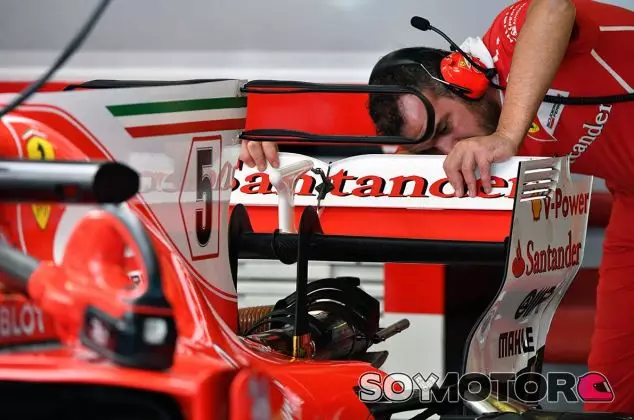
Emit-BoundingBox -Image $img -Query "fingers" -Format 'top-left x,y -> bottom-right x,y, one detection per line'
477,153 -> 492,194
262,142 -> 280,169
248,141 -> 267,171
444,152 -> 466,197
461,152 -> 477,197
444,143 -> 490,197
239,140 -> 256,168
239,141 -> 279,171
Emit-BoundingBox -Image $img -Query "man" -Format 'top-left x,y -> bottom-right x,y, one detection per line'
367,1 -> 634,414
240,0 -> 634,413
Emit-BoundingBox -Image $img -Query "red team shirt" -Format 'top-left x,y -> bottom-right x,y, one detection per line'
482,0 -> 634,195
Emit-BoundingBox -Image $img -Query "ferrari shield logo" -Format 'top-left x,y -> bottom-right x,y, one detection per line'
526,118 -> 556,142
529,122 -> 540,133
24,132 -> 55,229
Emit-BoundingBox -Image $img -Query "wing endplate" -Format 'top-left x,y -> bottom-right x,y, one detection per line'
463,155 -> 592,400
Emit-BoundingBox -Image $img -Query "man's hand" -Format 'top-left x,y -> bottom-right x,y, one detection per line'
443,132 -> 519,197
442,0 -> 574,199
239,140 -> 280,171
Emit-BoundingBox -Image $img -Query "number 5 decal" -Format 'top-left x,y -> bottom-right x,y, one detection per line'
196,147 -> 213,247
179,136 -> 222,261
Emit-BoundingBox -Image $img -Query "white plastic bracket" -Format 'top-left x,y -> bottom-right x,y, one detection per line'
269,160 -> 314,233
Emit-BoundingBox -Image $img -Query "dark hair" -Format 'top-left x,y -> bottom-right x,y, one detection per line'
367,47 -> 452,137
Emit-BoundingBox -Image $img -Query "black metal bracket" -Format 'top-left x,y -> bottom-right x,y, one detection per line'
293,206 -> 323,354
312,167 -> 334,201
228,204 -> 253,290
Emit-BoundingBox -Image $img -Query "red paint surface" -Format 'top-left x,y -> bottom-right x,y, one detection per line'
384,264 -> 445,314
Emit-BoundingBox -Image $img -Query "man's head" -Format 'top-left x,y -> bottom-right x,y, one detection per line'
368,47 -> 501,154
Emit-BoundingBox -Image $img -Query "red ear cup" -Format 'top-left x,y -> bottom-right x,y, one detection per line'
440,52 -> 491,99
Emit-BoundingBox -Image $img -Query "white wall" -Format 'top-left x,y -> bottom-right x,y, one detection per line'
0,0 -> 630,82
0,0 -> 515,82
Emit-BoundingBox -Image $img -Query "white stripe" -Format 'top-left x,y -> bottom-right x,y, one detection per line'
116,108 -> 247,127
167,250 -> 212,344
591,49 -> 634,93
195,272 -> 238,302
213,344 -> 239,369
599,26 -> 634,31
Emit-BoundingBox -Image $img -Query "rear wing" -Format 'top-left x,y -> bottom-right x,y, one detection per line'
463,155 -> 592,402
231,152 -> 542,212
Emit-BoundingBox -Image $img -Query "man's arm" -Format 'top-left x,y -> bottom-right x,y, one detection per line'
443,0 -> 577,197
495,0 -> 577,148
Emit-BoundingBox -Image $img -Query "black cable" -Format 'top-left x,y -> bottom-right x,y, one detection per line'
0,0 -> 112,119
543,92 -> 634,104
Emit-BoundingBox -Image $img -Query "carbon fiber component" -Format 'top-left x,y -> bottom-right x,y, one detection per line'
244,276 -> 408,362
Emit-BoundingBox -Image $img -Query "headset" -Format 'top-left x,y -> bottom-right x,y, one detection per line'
371,16 -> 634,105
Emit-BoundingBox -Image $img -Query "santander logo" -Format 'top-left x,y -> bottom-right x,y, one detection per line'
511,231 -> 582,279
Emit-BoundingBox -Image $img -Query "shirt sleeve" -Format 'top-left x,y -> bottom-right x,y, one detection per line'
483,0 -> 599,78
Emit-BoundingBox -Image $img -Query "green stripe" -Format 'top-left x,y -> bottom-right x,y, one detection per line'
107,96 -> 247,117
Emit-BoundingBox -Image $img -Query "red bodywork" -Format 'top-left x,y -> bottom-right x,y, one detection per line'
0,105 -> 386,420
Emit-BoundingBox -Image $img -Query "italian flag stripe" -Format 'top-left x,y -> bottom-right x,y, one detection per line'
125,119 -> 246,138
107,97 -> 246,117
107,96 -> 247,138
116,108 -> 247,127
